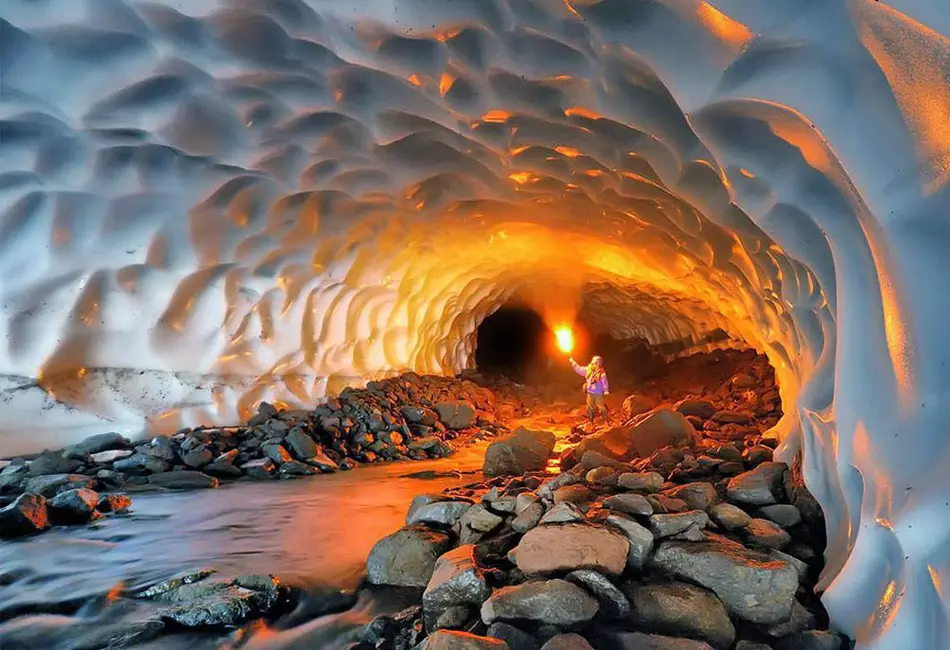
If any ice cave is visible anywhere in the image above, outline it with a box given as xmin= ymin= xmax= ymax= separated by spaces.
xmin=2 ymin=0 xmax=950 ymax=648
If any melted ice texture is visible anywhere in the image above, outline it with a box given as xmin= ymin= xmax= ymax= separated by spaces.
xmin=2 ymin=0 xmax=950 ymax=646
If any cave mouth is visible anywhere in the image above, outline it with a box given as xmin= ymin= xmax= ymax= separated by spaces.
xmin=474 ymin=304 xmax=551 ymax=382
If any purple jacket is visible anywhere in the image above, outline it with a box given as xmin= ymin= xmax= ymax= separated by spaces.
xmin=571 ymin=359 xmax=609 ymax=395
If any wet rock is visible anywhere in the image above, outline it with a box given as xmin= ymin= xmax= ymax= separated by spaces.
xmin=408 ymin=500 xmax=472 ymax=527
xmin=744 ymin=518 xmax=791 ymax=550
xmin=72 ymin=618 xmax=166 ymax=649
xmin=48 ymin=488 xmax=100 ymax=523
xmin=23 ymin=474 xmax=95 ymax=498
xmin=539 ymin=502 xmax=585 ymax=525
xmin=664 ymin=483 xmax=719 ymax=511
xmin=90 ymin=449 xmax=133 ymax=464
xmin=436 ymin=400 xmax=476 ymax=430
xmin=617 ymin=471 xmax=665 ymax=493
xmin=599 ymin=631 xmax=715 ymax=649
xmin=114 ymin=453 xmax=168 ymax=475
xmin=97 ymin=493 xmax=132 ymax=513
xmin=481 ymin=579 xmax=599 ymax=627
xmin=0 ymin=493 xmax=49 ymax=537
xmin=553 ymin=484 xmax=594 ymax=505
xmin=182 ymin=446 xmax=213 ymax=468
xmin=484 ymin=428 xmax=556 ymax=477
xmin=29 ymin=451 xmax=83 ymax=476
xmin=542 ymin=633 xmax=595 ymax=650
xmin=0 ymin=464 xmax=28 ymax=494
xmin=649 ymin=511 xmax=710 ymax=538
xmin=603 ymin=493 xmax=653 ymax=516
xmin=136 ymin=570 xmax=218 ymax=598
xmin=651 ymin=535 xmax=799 ymax=624
xmin=512 ymin=523 xmax=629 ymax=576
xmin=566 ymin=569 xmax=630 ymax=619
xmin=759 ymin=504 xmax=802 ymax=529
xmin=427 ymin=630 xmax=508 ymax=649
xmin=367 ymin=526 xmax=453 ymax=587
xmin=627 ymin=582 xmax=735 ymax=649
xmin=488 ymin=622 xmax=540 ymax=650
xmin=242 ymin=458 xmax=277 ymax=479
xmin=708 ymin=503 xmax=752 ymax=530
xmin=605 ymin=514 xmax=654 ymax=569
xmin=775 ymin=631 xmax=842 ymax=650
xmin=152 ymin=579 xmax=277 ymax=628
xmin=148 ymin=470 xmax=219 ymax=490
xmin=623 ymin=395 xmax=657 ymax=420
xmin=423 ymin=545 xmax=491 ymax=629
xmin=726 ymin=463 xmax=788 ymax=506
xmin=279 ymin=460 xmax=318 ymax=477
xmin=64 ymin=432 xmax=131 ymax=459
xmin=674 ymin=399 xmax=717 ymax=419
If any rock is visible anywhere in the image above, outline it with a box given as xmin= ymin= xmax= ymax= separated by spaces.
xmin=0 ymin=493 xmax=49 ymax=537
xmin=512 ymin=523 xmax=629 ymax=576
xmin=542 ymin=634 xmax=595 ymax=650
xmin=435 ymin=400 xmax=476 ymax=429
xmin=23 ymin=474 xmax=95 ymax=498
xmin=306 ymin=449 xmax=341 ymax=472
xmin=462 ymin=504 xmax=504 ymax=533
xmin=488 ymin=622 xmax=540 ymax=650
xmin=284 ymin=428 xmax=318 ymax=459
xmin=765 ymin=600 xmax=818 ymax=637
xmin=744 ymin=518 xmax=792 ymax=550
xmin=586 ymin=466 xmax=617 ymax=486
xmin=744 ymin=446 xmax=773 ymax=466
xmin=205 ymin=450 xmax=243 ymax=477
xmin=427 ymin=630 xmax=509 ymax=649
xmin=628 ymin=410 xmax=699 ymax=457
xmin=771 ymin=549 xmax=809 ymax=581
xmin=599 ymin=632 xmax=715 ymax=649
xmin=649 ymin=495 xmax=690 ymax=514
xmin=712 ymin=411 xmax=753 ymax=425
xmin=775 ymin=631 xmax=842 ymax=650
xmin=622 ymin=395 xmax=657 ymax=420
xmin=263 ymin=443 xmax=293 ymax=465
xmin=481 ymin=579 xmax=599 ymax=627
xmin=242 ymin=458 xmax=276 ymax=479
xmin=366 ymin=526 xmax=453 ymax=587
xmin=433 ymin=606 xmax=471 ymax=630
xmin=64 ymin=432 xmax=131 ymax=459
xmin=649 ymin=511 xmax=710 ymax=538
xmin=135 ymin=570 xmax=217 ymax=599
xmin=97 ymin=493 xmax=132 ymax=513
xmin=605 ymin=514 xmax=654 ymax=569
xmin=402 ymin=405 xmax=438 ymax=425
xmin=182 ymin=446 xmax=213 ymax=468
xmin=735 ymin=643 xmax=772 ymax=650
xmin=539 ymin=472 xmax=584 ymax=498
xmin=674 ymin=399 xmax=717 ymax=419
xmin=512 ymin=502 xmax=544 ymax=533
xmin=626 ymin=582 xmax=735 ymax=649
xmin=48 ymin=488 xmax=100 ymax=523
xmin=708 ymin=503 xmax=752 ymax=530
xmin=148 ymin=471 xmax=219 ymax=490
xmin=617 ymin=471 xmax=665 ymax=493
xmin=114 ymin=453 xmax=168 ymax=475
xmin=539 ymin=502 xmax=585 ymax=525
xmin=566 ymin=569 xmax=630 ymax=619
xmin=651 ymin=535 xmax=799 ymax=624
xmin=279 ymin=460 xmax=318 ymax=477
xmin=148 ymin=436 xmax=176 ymax=461
xmin=28 ymin=450 xmax=83 ymax=475
xmin=151 ymin=579 xmax=276 ymax=628
xmin=89 ymin=449 xmax=133 ymax=464
xmin=423 ymin=545 xmax=491 ymax=629
xmin=553 ymin=484 xmax=594 ymax=505
xmin=726 ymin=463 xmax=788 ymax=506
xmin=408 ymin=500 xmax=472 ymax=527
xmin=484 ymin=428 xmax=556 ymax=477
xmin=760 ymin=504 xmax=802 ymax=529
xmin=664 ymin=483 xmax=718 ymax=511
xmin=608 ymin=486 xmax=656 ymax=512
xmin=0 ymin=464 xmax=28 ymax=494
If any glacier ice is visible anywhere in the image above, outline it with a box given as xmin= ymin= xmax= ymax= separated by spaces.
xmin=2 ymin=0 xmax=950 ymax=646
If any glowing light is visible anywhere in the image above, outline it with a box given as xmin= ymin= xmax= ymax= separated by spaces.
xmin=555 ymin=326 xmax=574 ymax=354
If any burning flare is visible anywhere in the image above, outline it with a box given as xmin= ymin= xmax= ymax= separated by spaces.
xmin=554 ymin=326 xmax=575 ymax=354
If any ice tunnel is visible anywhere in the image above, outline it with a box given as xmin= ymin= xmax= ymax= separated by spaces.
xmin=2 ymin=0 xmax=950 ymax=647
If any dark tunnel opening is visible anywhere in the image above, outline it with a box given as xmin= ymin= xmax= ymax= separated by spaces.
xmin=474 ymin=305 xmax=550 ymax=381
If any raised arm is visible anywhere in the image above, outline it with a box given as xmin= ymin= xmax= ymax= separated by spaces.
xmin=570 ymin=358 xmax=586 ymax=377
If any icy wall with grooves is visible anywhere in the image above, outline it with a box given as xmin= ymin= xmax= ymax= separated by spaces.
xmin=2 ymin=0 xmax=950 ymax=645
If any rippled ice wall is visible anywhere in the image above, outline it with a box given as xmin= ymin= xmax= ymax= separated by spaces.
xmin=2 ymin=0 xmax=950 ymax=645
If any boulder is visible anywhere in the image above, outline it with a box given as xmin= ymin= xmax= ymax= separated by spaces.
xmin=97 ymin=493 xmax=132 ymax=513
xmin=148 ymin=471 xmax=219 ymax=490
xmin=664 ymin=483 xmax=718 ymax=511
xmin=674 ymin=399 xmax=717 ymax=419
xmin=760 ymin=504 xmax=802 ymax=529
xmin=599 ymin=632 xmax=715 ymax=650
xmin=408 ymin=500 xmax=472 ymax=528
xmin=481 ymin=579 xmax=599 ymax=627
xmin=603 ymin=493 xmax=653 ymax=516
xmin=24 ymin=474 xmax=95 ymax=498
xmin=366 ymin=526 xmax=453 ymax=587
xmin=622 ymin=395 xmax=657 ymax=420
xmin=566 ymin=569 xmax=630 ymax=619
xmin=403 ymin=406 xmax=438 ymax=425
xmin=487 ymin=623 xmax=540 ymax=650
xmin=605 ymin=514 xmax=654 ymax=569
xmin=0 ymin=493 xmax=49 ymax=537
xmin=617 ymin=472 xmax=665 ymax=493
xmin=726 ymin=462 xmax=788 ymax=506
xmin=147 ymin=578 xmax=278 ymax=628
xmin=435 ymin=400 xmax=476 ymax=430
xmin=542 ymin=634 xmax=595 ymax=650
xmin=483 ymin=428 xmax=556 ymax=477
xmin=427 ymin=630 xmax=509 ymax=650
xmin=48 ymin=488 xmax=100 ymax=523
xmin=242 ymin=458 xmax=276 ymax=479
xmin=511 ymin=523 xmax=629 ymax=576
xmin=28 ymin=450 xmax=82 ymax=475
xmin=744 ymin=518 xmax=791 ymax=550
xmin=712 ymin=411 xmax=754 ymax=425
xmin=306 ymin=448 xmax=340 ymax=472
xmin=64 ymin=432 xmax=131 ymax=459
xmin=423 ymin=545 xmax=491 ymax=629
xmin=0 ymin=464 xmax=28 ymax=494
xmin=628 ymin=410 xmax=699 ymax=457
xmin=114 ymin=453 xmax=168 ymax=475
xmin=279 ymin=460 xmax=318 ymax=477
xmin=627 ymin=582 xmax=735 ymax=649
xmin=651 ymin=535 xmax=799 ymax=624
xmin=538 ymin=502 xmax=585 ymax=525
xmin=182 ymin=447 xmax=213 ymax=468
xmin=205 ymin=450 xmax=243 ymax=477
xmin=708 ymin=503 xmax=752 ymax=531
xmin=765 ymin=600 xmax=818 ymax=638
xmin=285 ymin=428 xmax=318 ymax=459
xmin=553 ymin=484 xmax=594 ymax=505
xmin=649 ymin=511 xmax=710 ymax=538
xmin=263 ymin=443 xmax=293 ymax=465
xmin=90 ymin=449 xmax=134 ymax=464
xmin=511 ymin=502 xmax=544 ymax=533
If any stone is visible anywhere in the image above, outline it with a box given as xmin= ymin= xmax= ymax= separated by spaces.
xmin=481 ymin=579 xmax=599 ymax=627
xmin=89 ymin=449 xmax=133 ymax=464
xmin=627 ymin=582 xmax=735 ymax=649
xmin=427 ymin=630 xmax=508 ymax=649
xmin=649 ymin=511 xmax=710 ymax=538
xmin=617 ymin=471 xmax=665 ymax=493
xmin=205 ymin=450 xmax=243 ymax=477
xmin=306 ymin=448 xmax=340 ymax=472
xmin=760 ymin=504 xmax=803 ymax=529
xmin=435 ymin=400 xmax=476 ymax=429
xmin=148 ymin=436 xmax=176 ymax=461
xmin=512 ymin=502 xmax=544 ymax=533
xmin=515 ymin=492 xmax=540 ymax=514
xmin=511 ymin=523 xmax=629 ymax=576
xmin=765 ymin=600 xmax=818 ymax=637
xmin=487 ymin=623 xmax=540 ymax=650
xmin=402 ymin=405 xmax=438 ymax=425
xmin=48 ymin=488 xmax=100 ymax=523
xmin=726 ymin=463 xmax=788 ymax=506
xmin=735 ymin=643 xmax=772 ymax=650
xmin=775 ymin=631 xmax=842 ymax=650
xmin=263 ymin=443 xmax=293 ymax=465
xmin=744 ymin=518 xmax=792 ymax=550
xmin=408 ymin=494 xmax=450 ymax=521
xmin=649 ymin=495 xmax=690 ymax=513
xmin=0 ymin=464 xmax=28 ymax=494
xmin=586 ymin=466 xmax=617 ymax=486
xmin=434 ymin=605 xmax=471 ymax=630
xmin=64 ymin=432 xmax=131 ymax=459
xmin=28 ymin=450 xmax=83 ymax=475
xmin=674 ymin=399 xmax=717 ymax=419
xmin=279 ymin=460 xmax=318 ymax=477
xmin=627 ymin=409 xmax=699 ymax=457
xmin=712 ymin=411 xmax=754 ymax=425
xmin=553 ymin=484 xmax=594 ymax=505
xmin=771 ymin=549 xmax=809 ymax=581
xmin=566 ymin=569 xmax=630 ymax=619
xmin=282 ymin=428 xmax=316 ymax=459
xmin=600 ymin=632 xmax=715 ymax=649
xmin=462 ymin=504 xmax=504 ymax=533
xmin=182 ymin=446 xmax=213 ymax=468
xmin=605 ymin=514 xmax=654 ymax=569
xmin=542 ymin=634 xmax=594 ymax=650
xmin=664 ymin=482 xmax=719 ymax=511
xmin=423 ymin=545 xmax=491 ymax=629
xmin=97 ymin=493 xmax=132 ymax=513
xmin=484 ymin=427 xmax=556 ymax=477
xmin=0 ymin=493 xmax=49 ymax=537
xmin=651 ymin=535 xmax=799 ymax=624
xmin=366 ymin=526 xmax=453 ymax=587
xmin=242 ymin=458 xmax=276 ymax=479
xmin=151 ymin=580 xmax=276 ymax=628
xmin=23 ymin=474 xmax=95 ymax=498
xmin=539 ymin=472 xmax=584 ymax=499
xmin=744 ymin=446 xmax=774 ymax=466
xmin=622 ymin=394 xmax=657 ymax=420
xmin=114 ymin=453 xmax=168 ymax=475
xmin=539 ymin=502 xmax=585 ymax=525
xmin=408 ymin=500 xmax=472 ymax=527
xmin=148 ymin=471 xmax=219 ymax=490
xmin=603 ymin=493 xmax=653 ymax=516
xmin=708 ymin=503 xmax=752 ymax=530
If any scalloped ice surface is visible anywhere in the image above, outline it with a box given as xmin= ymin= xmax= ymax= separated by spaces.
xmin=2 ymin=0 xmax=950 ymax=645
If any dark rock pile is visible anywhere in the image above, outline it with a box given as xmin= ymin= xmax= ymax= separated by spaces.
xmin=0 ymin=374 xmax=521 ymax=539
xmin=356 ymin=414 xmax=847 ymax=649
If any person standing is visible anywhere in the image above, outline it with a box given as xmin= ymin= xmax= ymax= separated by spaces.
xmin=570 ymin=355 xmax=610 ymax=429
